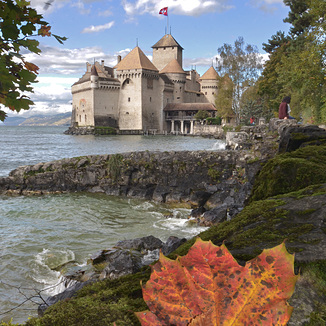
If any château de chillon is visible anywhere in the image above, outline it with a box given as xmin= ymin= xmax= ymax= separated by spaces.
xmin=69 ymin=33 xmax=234 ymax=135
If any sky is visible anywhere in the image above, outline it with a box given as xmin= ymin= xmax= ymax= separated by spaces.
xmin=5 ymin=0 xmax=291 ymax=118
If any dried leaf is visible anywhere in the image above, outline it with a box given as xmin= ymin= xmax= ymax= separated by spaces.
xmin=137 ymin=238 xmax=298 ymax=326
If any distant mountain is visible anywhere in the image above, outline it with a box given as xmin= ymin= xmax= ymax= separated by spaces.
xmin=1 ymin=113 xmax=71 ymax=126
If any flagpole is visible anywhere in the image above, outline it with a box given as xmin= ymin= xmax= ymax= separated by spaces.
xmin=167 ymin=14 xmax=169 ymax=34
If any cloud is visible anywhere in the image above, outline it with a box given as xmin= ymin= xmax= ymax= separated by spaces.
xmin=30 ymin=0 xmax=69 ymax=14
xmin=249 ymin=0 xmax=284 ymax=13
xmin=21 ymin=44 xmax=123 ymax=75
xmin=71 ymin=0 xmax=91 ymax=15
xmin=81 ymin=21 xmax=115 ymax=34
xmin=122 ymin=0 xmax=234 ymax=17
xmin=99 ymin=9 xmax=113 ymax=17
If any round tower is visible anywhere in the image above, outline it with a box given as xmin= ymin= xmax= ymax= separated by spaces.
xmin=90 ymin=64 xmax=99 ymax=89
xmin=160 ymin=59 xmax=186 ymax=103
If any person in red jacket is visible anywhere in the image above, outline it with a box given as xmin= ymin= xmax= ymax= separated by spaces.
xmin=279 ymin=96 xmax=294 ymax=119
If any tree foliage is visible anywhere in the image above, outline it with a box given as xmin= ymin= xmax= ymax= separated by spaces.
xmin=0 ymin=0 xmax=66 ymax=121
xmin=215 ymin=74 xmax=234 ymax=119
xmin=216 ymin=37 xmax=263 ymax=124
xmin=194 ymin=110 xmax=209 ymax=120
xmin=258 ymin=0 xmax=326 ymax=123
xmin=136 ymin=238 xmax=298 ymax=326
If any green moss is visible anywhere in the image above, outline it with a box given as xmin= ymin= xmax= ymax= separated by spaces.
xmin=94 ymin=127 xmax=117 ymax=135
xmin=207 ymin=167 xmax=220 ymax=181
xmin=26 ymin=269 xmax=150 ymax=326
xmin=250 ymin=145 xmax=326 ymax=202
xmin=107 ymin=154 xmax=123 ymax=182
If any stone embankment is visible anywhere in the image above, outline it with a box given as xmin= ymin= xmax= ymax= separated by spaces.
xmin=0 ymin=150 xmax=266 ymax=225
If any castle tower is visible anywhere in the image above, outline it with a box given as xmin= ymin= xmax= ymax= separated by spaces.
xmin=200 ymin=66 xmax=219 ymax=105
xmin=115 ymin=46 xmax=163 ymax=133
xmin=152 ymin=34 xmax=183 ymax=71
xmin=90 ymin=64 xmax=99 ymax=89
xmin=160 ymin=59 xmax=186 ymax=103
xmin=71 ymin=61 xmax=120 ymax=128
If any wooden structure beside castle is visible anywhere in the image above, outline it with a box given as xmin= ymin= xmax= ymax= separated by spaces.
xmin=70 ymin=34 xmax=220 ymax=135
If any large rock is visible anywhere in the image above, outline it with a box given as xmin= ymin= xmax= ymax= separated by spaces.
xmin=278 ymin=124 xmax=326 ymax=153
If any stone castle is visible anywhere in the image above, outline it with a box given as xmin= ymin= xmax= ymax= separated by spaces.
xmin=70 ymin=33 xmax=220 ymax=134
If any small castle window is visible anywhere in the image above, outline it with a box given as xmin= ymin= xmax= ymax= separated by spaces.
xmin=128 ymin=97 xmax=131 ymax=102
xmin=212 ymin=92 xmax=215 ymax=95
xmin=205 ymin=92 xmax=207 ymax=95
xmin=150 ymin=97 xmax=152 ymax=102
xmin=164 ymin=47 xmax=166 ymax=50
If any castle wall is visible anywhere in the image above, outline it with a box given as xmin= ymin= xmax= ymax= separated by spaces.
xmin=164 ymin=72 xmax=186 ymax=103
xmin=117 ymin=71 xmax=143 ymax=131
xmin=185 ymin=70 xmax=200 ymax=93
xmin=184 ymin=91 xmax=208 ymax=104
xmin=71 ymin=81 xmax=94 ymax=127
xmin=200 ymin=79 xmax=218 ymax=105
xmin=141 ymin=74 xmax=165 ymax=133
xmin=152 ymin=47 xmax=182 ymax=71
xmin=93 ymin=86 xmax=120 ymax=127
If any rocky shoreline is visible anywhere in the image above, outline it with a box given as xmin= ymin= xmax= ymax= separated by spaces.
xmin=2 ymin=120 xmax=326 ymax=325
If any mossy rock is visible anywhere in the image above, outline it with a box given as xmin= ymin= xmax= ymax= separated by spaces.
xmin=250 ymin=145 xmax=326 ymax=202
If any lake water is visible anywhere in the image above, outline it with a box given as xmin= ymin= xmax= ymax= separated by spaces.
xmin=0 ymin=126 xmax=225 ymax=323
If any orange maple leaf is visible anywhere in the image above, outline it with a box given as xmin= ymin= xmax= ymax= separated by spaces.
xmin=136 ymin=238 xmax=298 ymax=326
xmin=23 ymin=61 xmax=39 ymax=73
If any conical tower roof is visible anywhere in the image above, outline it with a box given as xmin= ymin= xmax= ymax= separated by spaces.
xmin=152 ymin=34 xmax=183 ymax=50
xmin=200 ymin=66 xmax=219 ymax=80
xmin=115 ymin=47 xmax=158 ymax=71
xmin=91 ymin=64 xmax=98 ymax=76
xmin=160 ymin=59 xmax=186 ymax=74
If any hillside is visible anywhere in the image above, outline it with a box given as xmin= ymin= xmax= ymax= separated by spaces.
xmin=1 ymin=113 xmax=71 ymax=126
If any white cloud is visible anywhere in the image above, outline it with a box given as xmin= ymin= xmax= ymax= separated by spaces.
xmin=249 ymin=0 xmax=284 ymax=13
xmin=30 ymin=0 xmax=68 ymax=14
xmin=122 ymin=0 xmax=234 ymax=17
xmin=82 ymin=21 xmax=115 ymax=34
xmin=71 ymin=0 xmax=91 ymax=15
xmin=21 ymin=45 xmax=121 ymax=75
xmin=99 ymin=9 xmax=113 ymax=17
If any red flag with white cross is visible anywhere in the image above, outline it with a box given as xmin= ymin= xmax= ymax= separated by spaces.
xmin=159 ymin=7 xmax=168 ymax=16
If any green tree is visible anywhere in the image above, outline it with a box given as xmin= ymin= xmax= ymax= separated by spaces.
xmin=215 ymin=74 xmax=234 ymax=119
xmin=240 ymin=82 xmax=274 ymax=125
xmin=0 ymin=0 xmax=66 ymax=121
xmin=194 ymin=110 xmax=210 ymax=120
xmin=283 ymin=0 xmax=313 ymax=36
xmin=258 ymin=0 xmax=326 ymax=123
xmin=216 ymin=37 xmax=263 ymax=124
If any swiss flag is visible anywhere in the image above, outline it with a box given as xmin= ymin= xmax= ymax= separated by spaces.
xmin=159 ymin=7 xmax=168 ymax=16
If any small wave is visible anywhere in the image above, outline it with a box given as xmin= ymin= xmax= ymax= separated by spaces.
xmin=211 ymin=141 xmax=226 ymax=150
xmin=153 ymin=217 xmax=208 ymax=236
xmin=133 ymin=201 xmax=155 ymax=211
xmin=29 ymin=248 xmax=76 ymax=293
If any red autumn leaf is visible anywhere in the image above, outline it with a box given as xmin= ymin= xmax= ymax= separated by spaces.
xmin=136 ymin=238 xmax=298 ymax=326
xmin=23 ymin=61 xmax=39 ymax=73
